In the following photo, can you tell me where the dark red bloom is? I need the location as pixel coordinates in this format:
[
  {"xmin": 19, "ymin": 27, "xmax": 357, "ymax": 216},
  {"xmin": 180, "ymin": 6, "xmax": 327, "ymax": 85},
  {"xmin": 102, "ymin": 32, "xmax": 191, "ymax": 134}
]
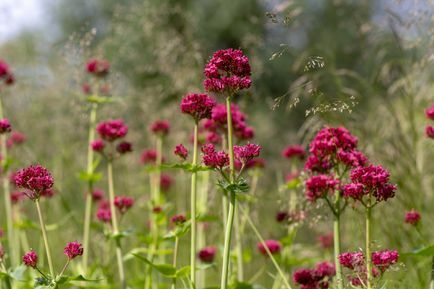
[
  {"xmin": 96, "ymin": 120, "xmax": 128, "ymax": 142},
  {"xmin": 426, "ymin": 125, "xmax": 434, "ymax": 139},
  {"xmin": 293, "ymin": 268, "xmax": 316, "ymax": 289},
  {"xmin": 257, "ymin": 239, "xmax": 282, "ymax": 255},
  {"xmin": 317, "ymin": 233, "xmax": 333, "ymax": 249},
  {"xmin": 152, "ymin": 206, "xmax": 162, "ymax": 214},
  {"xmin": 198, "ymin": 246, "xmax": 217, "ymax": 263},
  {"xmin": 91, "ymin": 189, "xmax": 104, "ymax": 201},
  {"xmin": 23, "ymin": 251, "xmax": 38, "ymax": 268},
  {"xmin": 14, "ymin": 165, "xmax": 54, "ymax": 199},
  {"xmin": 11, "ymin": 191, "xmax": 26, "ymax": 204},
  {"xmin": 7, "ymin": 132, "xmax": 26, "ymax": 148},
  {"xmin": 40, "ymin": 188, "xmax": 55, "ymax": 198},
  {"xmin": 0, "ymin": 60, "xmax": 15, "ymax": 86},
  {"xmin": 91, "ymin": 139, "xmax": 105, "ymax": 152},
  {"xmin": 160, "ymin": 174, "xmax": 174, "ymax": 192},
  {"xmin": 371, "ymin": 250, "xmax": 398, "ymax": 272},
  {"xmin": 140, "ymin": 149, "xmax": 157, "ymax": 164},
  {"xmin": 426, "ymin": 104, "xmax": 434, "ymax": 120},
  {"xmin": 86, "ymin": 59, "xmax": 110, "ymax": 77},
  {"xmin": 282, "ymin": 145, "xmax": 305, "ymax": 160},
  {"xmin": 339, "ymin": 252, "xmax": 365, "ymax": 270},
  {"xmin": 96, "ymin": 207, "xmax": 111, "ymax": 223},
  {"xmin": 276, "ymin": 211, "xmax": 289, "ymax": 223},
  {"xmin": 233, "ymin": 143, "xmax": 261, "ymax": 164},
  {"xmin": 0, "ymin": 119, "xmax": 11, "ymax": 134},
  {"xmin": 150, "ymin": 120, "xmax": 170, "ymax": 136},
  {"xmin": 181, "ymin": 93, "xmax": 216, "ymax": 121},
  {"xmin": 116, "ymin": 141, "xmax": 133, "ymax": 154},
  {"xmin": 201, "ymin": 143, "xmax": 229, "ymax": 169},
  {"xmin": 64, "ymin": 242, "xmax": 84, "ymax": 259},
  {"xmin": 114, "ymin": 196, "xmax": 134, "ymax": 214},
  {"xmin": 405, "ymin": 210, "xmax": 421, "ymax": 225},
  {"xmin": 305, "ymin": 175, "xmax": 340, "ymax": 202},
  {"xmin": 174, "ymin": 144, "xmax": 188, "ymax": 160},
  {"xmin": 171, "ymin": 214, "xmax": 187, "ymax": 225},
  {"xmin": 82, "ymin": 83, "xmax": 91, "ymax": 95}
]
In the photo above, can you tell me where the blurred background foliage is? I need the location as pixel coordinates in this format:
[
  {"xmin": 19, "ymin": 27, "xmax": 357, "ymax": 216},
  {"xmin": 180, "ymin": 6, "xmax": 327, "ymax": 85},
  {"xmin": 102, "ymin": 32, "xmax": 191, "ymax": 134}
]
[{"xmin": 1, "ymin": 0, "xmax": 433, "ymax": 287}]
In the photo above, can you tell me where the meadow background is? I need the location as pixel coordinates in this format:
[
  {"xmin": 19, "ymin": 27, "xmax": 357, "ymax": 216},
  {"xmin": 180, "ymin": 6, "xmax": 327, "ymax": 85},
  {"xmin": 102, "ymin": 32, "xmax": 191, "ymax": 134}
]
[{"xmin": 0, "ymin": 0, "xmax": 433, "ymax": 288}]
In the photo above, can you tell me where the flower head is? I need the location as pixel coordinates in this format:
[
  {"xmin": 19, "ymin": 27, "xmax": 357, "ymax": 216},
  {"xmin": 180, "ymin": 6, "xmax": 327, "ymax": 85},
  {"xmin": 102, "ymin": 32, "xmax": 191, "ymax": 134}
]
[
  {"xmin": 201, "ymin": 143, "xmax": 229, "ymax": 169},
  {"xmin": 282, "ymin": 145, "xmax": 305, "ymax": 160},
  {"xmin": 405, "ymin": 210, "xmax": 421, "ymax": 226},
  {"xmin": 97, "ymin": 120, "xmax": 128, "ymax": 142},
  {"xmin": 372, "ymin": 250, "xmax": 398, "ymax": 272},
  {"xmin": 116, "ymin": 141, "xmax": 133, "ymax": 154},
  {"xmin": 0, "ymin": 119, "xmax": 11, "ymax": 134},
  {"xmin": 114, "ymin": 196, "xmax": 134, "ymax": 214},
  {"xmin": 11, "ymin": 191, "xmax": 26, "ymax": 204},
  {"xmin": 257, "ymin": 239, "xmax": 282, "ymax": 255},
  {"xmin": 64, "ymin": 242, "xmax": 84, "ymax": 260},
  {"xmin": 7, "ymin": 132, "xmax": 26, "ymax": 148},
  {"xmin": 171, "ymin": 214, "xmax": 187, "ymax": 225},
  {"xmin": 204, "ymin": 48, "xmax": 251, "ymax": 94},
  {"xmin": 0, "ymin": 60, "xmax": 15, "ymax": 86},
  {"xmin": 339, "ymin": 252, "xmax": 365, "ymax": 270},
  {"xmin": 141, "ymin": 149, "xmax": 157, "ymax": 165},
  {"xmin": 315, "ymin": 261, "xmax": 336, "ymax": 279},
  {"xmin": 318, "ymin": 233, "xmax": 333, "ymax": 249},
  {"xmin": 91, "ymin": 189, "xmax": 104, "ymax": 201},
  {"xmin": 305, "ymin": 175, "xmax": 340, "ymax": 202},
  {"xmin": 233, "ymin": 143, "xmax": 261, "ymax": 164},
  {"xmin": 150, "ymin": 120, "xmax": 170, "ymax": 136},
  {"xmin": 86, "ymin": 58, "xmax": 110, "ymax": 77},
  {"xmin": 426, "ymin": 104, "xmax": 434, "ymax": 120},
  {"xmin": 174, "ymin": 144, "xmax": 188, "ymax": 160},
  {"xmin": 96, "ymin": 206, "xmax": 111, "ymax": 223},
  {"xmin": 276, "ymin": 211, "xmax": 289, "ymax": 223},
  {"xmin": 426, "ymin": 125, "xmax": 434, "ymax": 139},
  {"xmin": 160, "ymin": 174, "xmax": 174, "ymax": 192},
  {"xmin": 198, "ymin": 246, "xmax": 217, "ymax": 263},
  {"xmin": 23, "ymin": 250, "xmax": 38, "ymax": 268},
  {"xmin": 91, "ymin": 139, "xmax": 105, "ymax": 152},
  {"xmin": 181, "ymin": 93, "xmax": 216, "ymax": 121},
  {"xmin": 40, "ymin": 188, "xmax": 55, "ymax": 198},
  {"xmin": 14, "ymin": 165, "xmax": 54, "ymax": 199}
]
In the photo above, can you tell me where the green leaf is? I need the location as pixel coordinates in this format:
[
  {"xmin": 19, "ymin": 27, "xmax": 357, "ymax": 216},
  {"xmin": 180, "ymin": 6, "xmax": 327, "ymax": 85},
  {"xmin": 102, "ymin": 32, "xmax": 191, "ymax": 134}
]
[
  {"xmin": 285, "ymin": 178, "xmax": 301, "ymax": 190},
  {"xmin": 175, "ymin": 266, "xmax": 190, "ymax": 278},
  {"xmin": 132, "ymin": 254, "xmax": 177, "ymax": 278},
  {"xmin": 404, "ymin": 244, "xmax": 434, "ymax": 257},
  {"xmin": 77, "ymin": 171, "xmax": 102, "ymax": 183},
  {"xmin": 217, "ymin": 178, "xmax": 250, "ymax": 195},
  {"xmin": 164, "ymin": 221, "xmax": 191, "ymax": 239}
]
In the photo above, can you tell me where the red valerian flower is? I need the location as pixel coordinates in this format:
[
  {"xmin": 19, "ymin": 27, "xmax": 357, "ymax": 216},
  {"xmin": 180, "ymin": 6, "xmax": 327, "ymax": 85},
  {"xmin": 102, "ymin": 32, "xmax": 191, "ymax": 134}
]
[
  {"xmin": 315, "ymin": 261, "xmax": 336, "ymax": 279},
  {"xmin": 201, "ymin": 143, "xmax": 229, "ymax": 169},
  {"xmin": 7, "ymin": 131, "xmax": 26, "ymax": 148},
  {"xmin": 86, "ymin": 58, "xmax": 110, "ymax": 77},
  {"xmin": 339, "ymin": 252, "xmax": 365, "ymax": 270},
  {"xmin": 276, "ymin": 211, "xmax": 289, "ymax": 223},
  {"xmin": 0, "ymin": 60, "xmax": 15, "ymax": 86},
  {"xmin": 116, "ymin": 141, "xmax": 133, "ymax": 154},
  {"xmin": 140, "ymin": 149, "xmax": 157, "ymax": 164},
  {"xmin": 96, "ymin": 119, "xmax": 128, "ymax": 142},
  {"xmin": 282, "ymin": 145, "xmax": 305, "ymax": 160},
  {"xmin": 257, "ymin": 239, "xmax": 282, "ymax": 255},
  {"xmin": 96, "ymin": 207, "xmax": 111, "ymax": 223},
  {"xmin": 11, "ymin": 191, "xmax": 26, "ymax": 204},
  {"xmin": 371, "ymin": 250, "xmax": 398, "ymax": 272},
  {"xmin": 205, "ymin": 131, "xmax": 221, "ymax": 144},
  {"xmin": 198, "ymin": 246, "xmax": 217, "ymax": 263},
  {"xmin": 160, "ymin": 174, "xmax": 174, "ymax": 191},
  {"xmin": 82, "ymin": 83, "xmax": 91, "ymax": 95},
  {"xmin": 174, "ymin": 144, "xmax": 188, "ymax": 160},
  {"xmin": 64, "ymin": 242, "xmax": 84, "ymax": 260},
  {"xmin": 405, "ymin": 210, "xmax": 421, "ymax": 225},
  {"xmin": 0, "ymin": 119, "xmax": 11, "ymax": 134},
  {"xmin": 171, "ymin": 214, "xmax": 187, "ymax": 225},
  {"xmin": 426, "ymin": 125, "xmax": 434, "ymax": 139},
  {"xmin": 181, "ymin": 93, "xmax": 216, "ymax": 121},
  {"xmin": 204, "ymin": 48, "xmax": 251, "ymax": 94},
  {"xmin": 233, "ymin": 143, "xmax": 261, "ymax": 164},
  {"xmin": 150, "ymin": 120, "xmax": 170, "ymax": 136},
  {"xmin": 342, "ymin": 183, "xmax": 365, "ymax": 200},
  {"xmin": 23, "ymin": 250, "xmax": 38, "ymax": 268},
  {"xmin": 152, "ymin": 206, "xmax": 163, "ymax": 214},
  {"xmin": 40, "ymin": 188, "xmax": 55, "ymax": 198},
  {"xmin": 293, "ymin": 268, "xmax": 316, "ymax": 289},
  {"xmin": 317, "ymin": 233, "xmax": 333, "ymax": 249},
  {"xmin": 114, "ymin": 196, "xmax": 134, "ymax": 214},
  {"xmin": 91, "ymin": 139, "xmax": 105, "ymax": 152},
  {"xmin": 425, "ymin": 104, "xmax": 434, "ymax": 120},
  {"xmin": 293, "ymin": 261, "xmax": 336, "ymax": 289},
  {"xmin": 305, "ymin": 175, "xmax": 340, "ymax": 202},
  {"xmin": 14, "ymin": 165, "xmax": 54, "ymax": 199},
  {"xmin": 91, "ymin": 189, "xmax": 104, "ymax": 201}
]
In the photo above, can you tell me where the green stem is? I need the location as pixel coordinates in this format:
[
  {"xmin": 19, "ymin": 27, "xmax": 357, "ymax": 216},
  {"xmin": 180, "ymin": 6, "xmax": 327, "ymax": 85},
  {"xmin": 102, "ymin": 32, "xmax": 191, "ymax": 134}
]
[
  {"xmin": 107, "ymin": 161, "xmax": 126, "ymax": 289},
  {"xmin": 366, "ymin": 206, "xmax": 372, "ymax": 289},
  {"xmin": 58, "ymin": 259, "xmax": 70, "ymax": 279},
  {"xmin": 333, "ymin": 189, "xmax": 344, "ymax": 289},
  {"xmin": 82, "ymin": 103, "xmax": 98, "ymax": 273},
  {"xmin": 35, "ymin": 199, "xmax": 54, "ymax": 277},
  {"xmin": 220, "ymin": 96, "xmax": 237, "ymax": 289},
  {"xmin": 171, "ymin": 237, "xmax": 179, "ymax": 289},
  {"xmin": 190, "ymin": 121, "xmax": 199, "ymax": 285},
  {"xmin": 234, "ymin": 207, "xmax": 244, "ymax": 281}
]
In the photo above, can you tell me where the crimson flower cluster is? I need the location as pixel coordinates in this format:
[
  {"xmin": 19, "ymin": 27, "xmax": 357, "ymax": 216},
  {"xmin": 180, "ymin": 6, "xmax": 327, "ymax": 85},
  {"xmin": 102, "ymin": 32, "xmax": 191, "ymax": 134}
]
[
  {"xmin": 86, "ymin": 59, "xmax": 110, "ymax": 77},
  {"xmin": 425, "ymin": 104, "xmax": 434, "ymax": 139},
  {"xmin": 282, "ymin": 145, "xmax": 305, "ymax": 160},
  {"xmin": 317, "ymin": 233, "xmax": 333, "ymax": 249},
  {"xmin": 201, "ymin": 143, "xmax": 229, "ymax": 169},
  {"xmin": 404, "ymin": 210, "xmax": 421, "ymax": 226},
  {"xmin": 23, "ymin": 250, "xmax": 38, "ymax": 268},
  {"xmin": 64, "ymin": 242, "xmax": 84, "ymax": 260},
  {"xmin": 171, "ymin": 214, "xmax": 187, "ymax": 225},
  {"xmin": 14, "ymin": 165, "xmax": 54, "ymax": 200},
  {"xmin": 92, "ymin": 189, "xmax": 104, "ymax": 201},
  {"xmin": 114, "ymin": 196, "xmax": 134, "ymax": 214},
  {"xmin": 305, "ymin": 174, "xmax": 340, "ymax": 202},
  {"xmin": 180, "ymin": 93, "xmax": 216, "ymax": 121},
  {"xmin": 293, "ymin": 261, "xmax": 336, "ymax": 289},
  {"xmin": 339, "ymin": 250, "xmax": 398, "ymax": 286},
  {"xmin": 150, "ymin": 120, "xmax": 170, "ymax": 136},
  {"xmin": 0, "ymin": 60, "xmax": 15, "ymax": 86},
  {"xmin": 257, "ymin": 239, "xmax": 282, "ymax": 256},
  {"xmin": 174, "ymin": 144, "xmax": 188, "ymax": 160},
  {"xmin": 203, "ymin": 48, "xmax": 251, "ymax": 94},
  {"xmin": 160, "ymin": 174, "xmax": 174, "ymax": 192},
  {"xmin": 94, "ymin": 120, "xmax": 132, "ymax": 158},
  {"xmin": 233, "ymin": 143, "xmax": 261, "ymax": 165},
  {"xmin": 7, "ymin": 131, "xmax": 26, "ymax": 148},
  {"xmin": 140, "ymin": 149, "xmax": 158, "ymax": 165},
  {"xmin": 96, "ymin": 200, "xmax": 112, "ymax": 223},
  {"xmin": 0, "ymin": 119, "xmax": 11, "ymax": 134},
  {"xmin": 198, "ymin": 246, "xmax": 217, "ymax": 263}
]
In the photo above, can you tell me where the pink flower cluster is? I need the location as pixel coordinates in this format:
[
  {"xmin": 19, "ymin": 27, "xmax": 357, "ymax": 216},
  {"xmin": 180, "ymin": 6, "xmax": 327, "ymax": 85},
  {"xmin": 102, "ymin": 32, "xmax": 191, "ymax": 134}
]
[
  {"xmin": 7, "ymin": 131, "xmax": 26, "ymax": 148},
  {"xmin": 257, "ymin": 239, "xmax": 282, "ymax": 255},
  {"xmin": 282, "ymin": 145, "xmax": 305, "ymax": 160},
  {"xmin": 404, "ymin": 210, "xmax": 421, "ymax": 225},
  {"xmin": 293, "ymin": 261, "xmax": 336, "ymax": 289},
  {"xmin": 96, "ymin": 200, "xmax": 112, "ymax": 223},
  {"xmin": 150, "ymin": 120, "xmax": 170, "ymax": 136},
  {"xmin": 14, "ymin": 165, "xmax": 54, "ymax": 199},
  {"xmin": 22, "ymin": 250, "xmax": 38, "ymax": 268},
  {"xmin": 96, "ymin": 119, "xmax": 128, "ymax": 142},
  {"xmin": 317, "ymin": 233, "xmax": 333, "ymax": 249},
  {"xmin": 171, "ymin": 214, "xmax": 187, "ymax": 225},
  {"xmin": 201, "ymin": 143, "xmax": 229, "ymax": 169},
  {"xmin": 140, "ymin": 149, "xmax": 158, "ymax": 164},
  {"xmin": 0, "ymin": 119, "xmax": 11, "ymax": 134},
  {"xmin": 160, "ymin": 174, "xmax": 174, "ymax": 191},
  {"xmin": 233, "ymin": 143, "xmax": 261, "ymax": 164},
  {"xmin": 174, "ymin": 144, "xmax": 188, "ymax": 160},
  {"xmin": 198, "ymin": 246, "xmax": 217, "ymax": 263},
  {"xmin": 114, "ymin": 196, "xmax": 134, "ymax": 214},
  {"xmin": 426, "ymin": 104, "xmax": 434, "ymax": 139},
  {"xmin": 86, "ymin": 58, "xmax": 110, "ymax": 77},
  {"xmin": 305, "ymin": 174, "xmax": 340, "ymax": 202},
  {"xmin": 181, "ymin": 93, "xmax": 216, "ymax": 121},
  {"xmin": 64, "ymin": 242, "xmax": 84, "ymax": 260},
  {"xmin": 203, "ymin": 48, "xmax": 251, "ymax": 94},
  {"xmin": 0, "ymin": 60, "xmax": 15, "ymax": 86},
  {"xmin": 11, "ymin": 191, "xmax": 26, "ymax": 204},
  {"xmin": 343, "ymin": 165, "xmax": 397, "ymax": 203}
]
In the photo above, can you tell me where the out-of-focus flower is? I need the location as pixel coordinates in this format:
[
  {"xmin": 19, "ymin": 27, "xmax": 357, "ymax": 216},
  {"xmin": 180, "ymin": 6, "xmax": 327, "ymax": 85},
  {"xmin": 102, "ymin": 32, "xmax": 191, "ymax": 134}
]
[
  {"xmin": 0, "ymin": 245, "xmax": 4, "ymax": 260},
  {"xmin": 198, "ymin": 246, "xmax": 217, "ymax": 263},
  {"xmin": 140, "ymin": 149, "xmax": 157, "ymax": 165},
  {"xmin": 0, "ymin": 60, "xmax": 15, "ymax": 86},
  {"xmin": 14, "ymin": 165, "xmax": 54, "ymax": 200},
  {"xmin": 7, "ymin": 132, "xmax": 26, "ymax": 148},
  {"xmin": 23, "ymin": 251, "xmax": 38, "ymax": 268},
  {"xmin": 91, "ymin": 189, "xmax": 104, "ymax": 201},
  {"xmin": 371, "ymin": 250, "xmax": 398, "ymax": 272},
  {"xmin": 160, "ymin": 174, "xmax": 174, "ymax": 192},
  {"xmin": 171, "ymin": 214, "xmax": 187, "ymax": 225},
  {"xmin": 64, "ymin": 242, "xmax": 84, "ymax": 260},
  {"xmin": 276, "ymin": 211, "xmax": 289, "ymax": 223},
  {"xmin": 181, "ymin": 93, "xmax": 216, "ymax": 121},
  {"xmin": 96, "ymin": 201, "xmax": 111, "ymax": 223},
  {"xmin": 0, "ymin": 119, "xmax": 11, "ymax": 134},
  {"xmin": 404, "ymin": 210, "xmax": 421, "ymax": 226},
  {"xmin": 317, "ymin": 233, "xmax": 333, "ymax": 249},
  {"xmin": 174, "ymin": 144, "xmax": 188, "ymax": 160},
  {"xmin": 150, "ymin": 120, "xmax": 170, "ymax": 136},
  {"xmin": 91, "ymin": 139, "xmax": 105, "ymax": 152},
  {"xmin": 152, "ymin": 206, "xmax": 162, "ymax": 214},
  {"xmin": 425, "ymin": 104, "xmax": 434, "ymax": 120},
  {"xmin": 257, "ymin": 239, "xmax": 282, "ymax": 255},
  {"xmin": 116, "ymin": 141, "xmax": 133, "ymax": 154},
  {"xmin": 282, "ymin": 145, "xmax": 305, "ymax": 160},
  {"xmin": 114, "ymin": 196, "xmax": 134, "ymax": 214},
  {"xmin": 82, "ymin": 83, "xmax": 91, "ymax": 95},
  {"xmin": 86, "ymin": 59, "xmax": 110, "ymax": 77},
  {"xmin": 426, "ymin": 125, "xmax": 434, "ymax": 139},
  {"xmin": 11, "ymin": 191, "xmax": 26, "ymax": 204},
  {"xmin": 40, "ymin": 188, "xmax": 55, "ymax": 198},
  {"xmin": 96, "ymin": 120, "xmax": 128, "ymax": 142}
]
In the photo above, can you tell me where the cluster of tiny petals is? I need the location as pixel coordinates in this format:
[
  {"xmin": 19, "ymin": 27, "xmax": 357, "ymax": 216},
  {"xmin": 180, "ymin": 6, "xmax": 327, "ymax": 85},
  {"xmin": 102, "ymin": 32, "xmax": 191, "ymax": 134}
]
[
  {"xmin": 116, "ymin": 141, "xmax": 133, "ymax": 154},
  {"xmin": 96, "ymin": 119, "xmax": 128, "ymax": 142},
  {"xmin": 174, "ymin": 144, "xmax": 188, "ymax": 160},
  {"xmin": 305, "ymin": 174, "xmax": 340, "ymax": 202},
  {"xmin": 317, "ymin": 233, "xmax": 333, "ymax": 249},
  {"xmin": 0, "ymin": 59, "xmax": 15, "ymax": 85},
  {"xmin": 11, "ymin": 191, "xmax": 26, "ymax": 204},
  {"xmin": 426, "ymin": 125, "xmax": 434, "ymax": 139},
  {"xmin": 257, "ymin": 239, "xmax": 282, "ymax": 255},
  {"xmin": 283, "ymin": 145, "xmax": 305, "ymax": 160},
  {"xmin": 203, "ymin": 48, "xmax": 251, "ymax": 94},
  {"xmin": 114, "ymin": 196, "xmax": 134, "ymax": 214},
  {"xmin": 198, "ymin": 246, "xmax": 217, "ymax": 263},
  {"xmin": 7, "ymin": 131, "xmax": 26, "ymax": 148},
  {"xmin": 160, "ymin": 174, "xmax": 174, "ymax": 191},
  {"xmin": 0, "ymin": 119, "xmax": 11, "ymax": 134},
  {"xmin": 23, "ymin": 250, "xmax": 38, "ymax": 268},
  {"xmin": 180, "ymin": 93, "xmax": 216, "ymax": 120},
  {"xmin": 86, "ymin": 58, "xmax": 110, "ymax": 77},
  {"xmin": 14, "ymin": 165, "xmax": 54, "ymax": 198},
  {"xmin": 233, "ymin": 143, "xmax": 261, "ymax": 164},
  {"xmin": 371, "ymin": 250, "xmax": 399, "ymax": 272},
  {"xmin": 339, "ymin": 252, "xmax": 365, "ymax": 270},
  {"xmin": 96, "ymin": 201, "xmax": 112, "ymax": 223},
  {"xmin": 141, "ymin": 149, "xmax": 158, "ymax": 164},
  {"xmin": 91, "ymin": 189, "xmax": 104, "ymax": 201},
  {"xmin": 405, "ymin": 210, "xmax": 421, "ymax": 225},
  {"xmin": 91, "ymin": 139, "xmax": 105, "ymax": 152},
  {"xmin": 201, "ymin": 143, "xmax": 229, "ymax": 169},
  {"xmin": 293, "ymin": 261, "xmax": 336, "ymax": 289},
  {"xmin": 171, "ymin": 214, "xmax": 187, "ymax": 225},
  {"xmin": 150, "ymin": 120, "xmax": 170, "ymax": 136},
  {"xmin": 64, "ymin": 242, "xmax": 84, "ymax": 260},
  {"xmin": 425, "ymin": 104, "xmax": 434, "ymax": 120}
]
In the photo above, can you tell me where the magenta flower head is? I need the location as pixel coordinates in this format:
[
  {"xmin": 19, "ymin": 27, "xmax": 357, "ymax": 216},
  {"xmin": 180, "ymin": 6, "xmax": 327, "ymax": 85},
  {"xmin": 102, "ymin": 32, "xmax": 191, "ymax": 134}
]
[
  {"xmin": 339, "ymin": 252, "xmax": 365, "ymax": 270},
  {"xmin": 318, "ymin": 233, "xmax": 333, "ymax": 249},
  {"xmin": 140, "ymin": 149, "xmax": 158, "ymax": 165},
  {"xmin": 233, "ymin": 143, "xmax": 261, "ymax": 164},
  {"xmin": 276, "ymin": 211, "xmax": 289, "ymax": 223},
  {"xmin": 257, "ymin": 239, "xmax": 282, "ymax": 256},
  {"xmin": 425, "ymin": 104, "xmax": 434, "ymax": 120},
  {"xmin": 305, "ymin": 174, "xmax": 340, "ymax": 202},
  {"xmin": 0, "ymin": 60, "xmax": 15, "ymax": 86},
  {"xmin": 64, "ymin": 242, "xmax": 84, "ymax": 260},
  {"xmin": 150, "ymin": 120, "xmax": 170, "ymax": 136},
  {"xmin": 116, "ymin": 141, "xmax": 133, "ymax": 154},
  {"xmin": 201, "ymin": 143, "xmax": 229, "ymax": 169},
  {"xmin": 315, "ymin": 261, "xmax": 336, "ymax": 279},
  {"xmin": 174, "ymin": 144, "xmax": 188, "ymax": 160},
  {"xmin": 91, "ymin": 189, "xmax": 104, "ymax": 201},
  {"xmin": 292, "ymin": 269, "xmax": 316, "ymax": 288},
  {"xmin": 198, "ymin": 246, "xmax": 217, "ymax": 263},
  {"xmin": 96, "ymin": 119, "xmax": 128, "ymax": 142},
  {"xmin": 282, "ymin": 145, "xmax": 305, "ymax": 160},
  {"xmin": 0, "ymin": 119, "xmax": 11, "ymax": 134},
  {"xmin": 86, "ymin": 58, "xmax": 110, "ymax": 77},
  {"xmin": 171, "ymin": 214, "xmax": 187, "ymax": 226},
  {"xmin": 372, "ymin": 250, "xmax": 398, "ymax": 272},
  {"xmin": 181, "ymin": 93, "xmax": 216, "ymax": 121},
  {"xmin": 91, "ymin": 139, "xmax": 105, "ymax": 152},
  {"xmin": 160, "ymin": 174, "xmax": 174, "ymax": 192},
  {"xmin": 204, "ymin": 48, "xmax": 251, "ymax": 94},
  {"xmin": 96, "ymin": 207, "xmax": 111, "ymax": 223},
  {"xmin": 114, "ymin": 196, "xmax": 134, "ymax": 214},
  {"xmin": 14, "ymin": 165, "xmax": 54, "ymax": 200},
  {"xmin": 7, "ymin": 131, "xmax": 26, "ymax": 148},
  {"xmin": 405, "ymin": 210, "xmax": 421, "ymax": 226},
  {"xmin": 426, "ymin": 125, "xmax": 434, "ymax": 139},
  {"xmin": 23, "ymin": 250, "xmax": 38, "ymax": 268}
]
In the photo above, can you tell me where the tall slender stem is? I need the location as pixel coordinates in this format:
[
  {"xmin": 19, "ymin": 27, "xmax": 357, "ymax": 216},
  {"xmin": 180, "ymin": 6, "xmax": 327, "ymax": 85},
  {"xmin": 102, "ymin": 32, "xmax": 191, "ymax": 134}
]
[
  {"xmin": 234, "ymin": 207, "xmax": 244, "ymax": 281},
  {"xmin": 171, "ymin": 237, "xmax": 179, "ymax": 289},
  {"xmin": 35, "ymin": 200, "xmax": 54, "ymax": 277},
  {"xmin": 333, "ymin": 190, "xmax": 344, "ymax": 289},
  {"xmin": 366, "ymin": 205, "xmax": 372, "ymax": 289},
  {"xmin": 190, "ymin": 121, "xmax": 199, "ymax": 285},
  {"xmin": 107, "ymin": 161, "xmax": 126, "ymax": 289},
  {"xmin": 220, "ymin": 96, "xmax": 237, "ymax": 289},
  {"xmin": 82, "ymin": 103, "xmax": 98, "ymax": 272}
]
